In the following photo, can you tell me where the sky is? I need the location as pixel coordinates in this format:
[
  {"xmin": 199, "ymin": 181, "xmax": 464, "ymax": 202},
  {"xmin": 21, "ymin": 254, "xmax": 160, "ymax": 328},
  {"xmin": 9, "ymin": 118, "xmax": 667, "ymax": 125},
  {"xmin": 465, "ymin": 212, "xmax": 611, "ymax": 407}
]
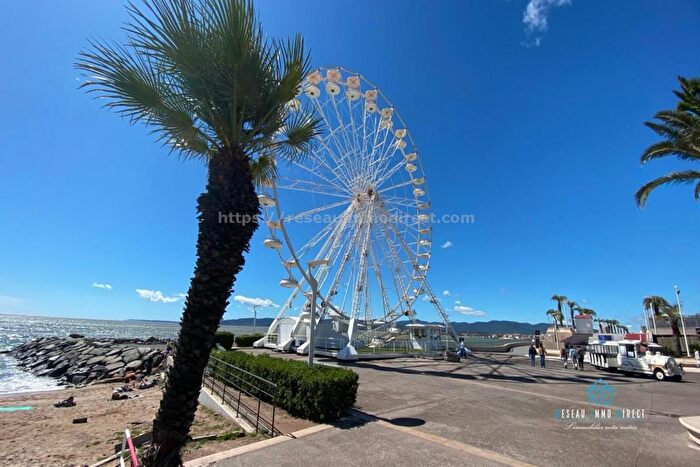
[{"xmin": 1, "ymin": 0, "xmax": 699, "ymax": 329}]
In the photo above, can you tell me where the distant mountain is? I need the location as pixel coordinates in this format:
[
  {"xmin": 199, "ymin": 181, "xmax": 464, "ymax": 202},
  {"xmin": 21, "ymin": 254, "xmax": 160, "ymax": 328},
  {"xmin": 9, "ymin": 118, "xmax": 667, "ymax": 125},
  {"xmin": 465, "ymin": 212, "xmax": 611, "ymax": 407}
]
[
  {"xmin": 450, "ymin": 320, "xmax": 549, "ymax": 335},
  {"xmin": 407, "ymin": 319, "xmax": 548, "ymax": 335},
  {"xmin": 221, "ymin": 317, "xmax": 274, "ymax": 327}
]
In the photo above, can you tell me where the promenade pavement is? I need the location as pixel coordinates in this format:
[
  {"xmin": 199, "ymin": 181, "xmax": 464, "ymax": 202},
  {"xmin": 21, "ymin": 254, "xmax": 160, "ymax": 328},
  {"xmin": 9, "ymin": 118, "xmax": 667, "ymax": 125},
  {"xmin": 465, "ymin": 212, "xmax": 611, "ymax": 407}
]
[{"xmin": 205, "ymin": 350, "xmax": 699, "ymax": 467}]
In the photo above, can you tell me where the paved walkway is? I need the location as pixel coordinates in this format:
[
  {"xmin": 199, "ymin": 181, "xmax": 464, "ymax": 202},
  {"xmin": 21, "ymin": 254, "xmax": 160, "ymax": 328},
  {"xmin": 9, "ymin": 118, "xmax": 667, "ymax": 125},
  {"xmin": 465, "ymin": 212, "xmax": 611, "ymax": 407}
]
[{"xmin": 201, "ymin": 352, "xmax": 699, "ymax": 467}]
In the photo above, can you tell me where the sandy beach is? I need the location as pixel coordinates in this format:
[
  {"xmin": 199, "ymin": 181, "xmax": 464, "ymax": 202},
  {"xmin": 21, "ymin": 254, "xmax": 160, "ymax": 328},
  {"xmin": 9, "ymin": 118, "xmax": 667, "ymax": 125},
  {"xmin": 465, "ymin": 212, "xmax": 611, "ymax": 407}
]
[{"xmin": 0, "ymin": 384, "xmax": 258, "ymax": 466}]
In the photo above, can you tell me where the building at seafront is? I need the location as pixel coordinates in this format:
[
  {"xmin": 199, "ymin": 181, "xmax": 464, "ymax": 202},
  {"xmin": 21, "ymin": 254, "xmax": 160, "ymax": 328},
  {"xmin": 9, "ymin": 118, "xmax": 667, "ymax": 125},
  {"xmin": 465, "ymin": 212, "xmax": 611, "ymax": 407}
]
[{"xmin": 646, "ymin": 313, "xmax": 700, "ymax": 353}]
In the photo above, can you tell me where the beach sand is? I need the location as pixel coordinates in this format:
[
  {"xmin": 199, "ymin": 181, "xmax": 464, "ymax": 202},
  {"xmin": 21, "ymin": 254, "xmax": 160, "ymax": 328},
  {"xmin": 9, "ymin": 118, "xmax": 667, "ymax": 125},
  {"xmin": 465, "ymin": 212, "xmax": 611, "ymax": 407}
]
[{"xmin": 0, "ymin": 384, "xmax": 259, "ymax": 466}]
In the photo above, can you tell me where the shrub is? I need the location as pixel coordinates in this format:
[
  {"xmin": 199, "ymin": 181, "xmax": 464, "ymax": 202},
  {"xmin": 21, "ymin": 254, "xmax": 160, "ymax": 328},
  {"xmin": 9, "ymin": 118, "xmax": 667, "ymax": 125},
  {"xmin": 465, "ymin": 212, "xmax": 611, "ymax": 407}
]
[
  {"xmin": 211, "ymin": 350, "xmax": 358, "ymax": 422},
  {"xmin": 688, "ymin": 342, "xmax": 700, "ymax": 354},
  {"xmin": 215, "ymin": 331, "xmax": 234, "ymax": 350},
  {"xmin": 234, "ymin": 334, "xmax": 264, "ymax": 347},
  {"xmin": 660, "ymin": 346, "xmax": 678, "ymax": 357}
]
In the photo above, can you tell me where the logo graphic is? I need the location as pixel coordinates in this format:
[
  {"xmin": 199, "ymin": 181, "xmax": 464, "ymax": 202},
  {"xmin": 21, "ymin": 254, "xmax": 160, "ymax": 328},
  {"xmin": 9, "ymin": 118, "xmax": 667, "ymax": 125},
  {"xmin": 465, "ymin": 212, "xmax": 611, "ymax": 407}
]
[{"xmin": 586, "ymin": 378, "xmax": 614, "ymax": 407}]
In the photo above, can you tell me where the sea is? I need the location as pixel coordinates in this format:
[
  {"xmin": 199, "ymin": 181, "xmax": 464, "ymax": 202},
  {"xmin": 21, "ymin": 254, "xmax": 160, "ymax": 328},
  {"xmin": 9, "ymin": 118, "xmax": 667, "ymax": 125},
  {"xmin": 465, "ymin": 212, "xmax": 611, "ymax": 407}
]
[{"xmin": 0, "ymin": 313, "xmax": 257, "ymax": 395}]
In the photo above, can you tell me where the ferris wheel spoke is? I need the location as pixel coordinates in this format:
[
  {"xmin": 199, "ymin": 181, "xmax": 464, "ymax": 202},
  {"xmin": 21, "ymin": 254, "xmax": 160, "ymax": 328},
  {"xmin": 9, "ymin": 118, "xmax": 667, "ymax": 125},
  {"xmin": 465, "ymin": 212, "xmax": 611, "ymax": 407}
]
[
  {"xmin": 290, "ymin": 157, "xmax": 349, "ymax": 194},
  {"xmin": 312, "ymin": 132, "xmax": 350, "ymax": 186},
  {"xmin": 313, "ymin": 97, "xmax": 355, "ymax": 176},
  {"xmin": 282, "ymin": 199, "xmax": 351, "ymax": 223},
  {"xmin": 377, "ymin": 179, "xmax": 414, "ymax": 194},
  {"xmin": 373, "ymin": 155, "xmax": 408, "ymax": 189},
  {"xmin": 372, "ymin": 220, "xmax": 411, "ymax": 314},
  {"xmin": 276, "ymin": 178, "xmax": 349, "ymax": 199}
]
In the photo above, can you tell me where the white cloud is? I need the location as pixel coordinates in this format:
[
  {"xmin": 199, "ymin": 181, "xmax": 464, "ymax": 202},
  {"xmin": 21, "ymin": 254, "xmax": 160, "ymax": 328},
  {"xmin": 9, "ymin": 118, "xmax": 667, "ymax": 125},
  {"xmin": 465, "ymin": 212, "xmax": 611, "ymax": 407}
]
[
  {"xmin": 522, "ymin": 0, "xmax": 571, "ymax": 46},
  {"xmin": 454, "ymin": 300, "xmax": 462, "ymax": 305},
  {"xmin": 440, "ymin": 240, "xmax": 453, "ymax": 249},
  {"xmin": 92, "ymin": 282, "xmax": 112, "ymax": 290},
  {"xmin": 135, "ymin": 289, "xmax": 184, "ymax": 304},
  {"xmin": 233, "ymin": 295, "xmax": 279, "ymax": 309},
  {"xmin": 442, "ymin": 290, "xmax": 451, "ymax": 297},
  {"xmin": 454, "ymin": 305, "xmax": 486, "ymax": 317}
]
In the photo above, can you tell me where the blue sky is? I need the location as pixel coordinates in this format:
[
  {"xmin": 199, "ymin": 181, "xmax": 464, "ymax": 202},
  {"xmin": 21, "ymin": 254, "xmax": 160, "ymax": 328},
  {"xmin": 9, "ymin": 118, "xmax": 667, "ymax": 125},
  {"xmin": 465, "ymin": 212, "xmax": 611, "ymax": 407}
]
[{"xmin": 1, "ymin": 0, "xmax": 699, "ymax": 329}]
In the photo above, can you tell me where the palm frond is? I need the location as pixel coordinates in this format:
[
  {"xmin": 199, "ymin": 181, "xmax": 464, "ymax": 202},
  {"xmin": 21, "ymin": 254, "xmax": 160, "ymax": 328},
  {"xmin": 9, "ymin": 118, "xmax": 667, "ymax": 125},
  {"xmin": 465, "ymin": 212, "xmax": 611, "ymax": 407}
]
[
  {"xmin": 640, "ymin": 140, "xmax": 700, "ymax": 164},
  {"xmin": 635, "ymin": 170, "xmax": 700, "ymax": 207},
  {"xmin": 76, "ymin": 39, "xmax": 212, "ymax": 158},
  {"xmin": 249, "ymin": 153, "xmax": 277, "ymax": 188},
  {"xmin": 77, "ymin": 0, "xmax": 319, "ymax": 172}
]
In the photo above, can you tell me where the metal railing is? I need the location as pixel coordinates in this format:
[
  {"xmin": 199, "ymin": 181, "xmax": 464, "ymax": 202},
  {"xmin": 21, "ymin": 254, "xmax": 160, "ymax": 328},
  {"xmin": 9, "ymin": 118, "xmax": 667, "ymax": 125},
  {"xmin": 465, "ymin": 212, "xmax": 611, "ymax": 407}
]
[{"xmin": 203, "ymin": 356, "xmax": 280, "ymax": 436}]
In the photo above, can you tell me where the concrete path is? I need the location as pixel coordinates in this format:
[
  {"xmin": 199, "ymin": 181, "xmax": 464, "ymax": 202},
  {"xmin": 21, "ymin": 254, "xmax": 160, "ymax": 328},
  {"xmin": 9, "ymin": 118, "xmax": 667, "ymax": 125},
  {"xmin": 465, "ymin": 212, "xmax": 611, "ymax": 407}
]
[{"xmin": 205, "ymin": 351, "xmax": 699, "ymax": 466}]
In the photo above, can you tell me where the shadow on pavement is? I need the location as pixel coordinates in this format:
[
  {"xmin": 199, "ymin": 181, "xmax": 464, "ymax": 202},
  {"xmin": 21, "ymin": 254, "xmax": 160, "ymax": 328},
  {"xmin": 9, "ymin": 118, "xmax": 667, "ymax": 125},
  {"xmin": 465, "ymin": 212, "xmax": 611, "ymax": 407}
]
[{"xmin": 348, "ymin": 358, "xmax": 648, "ymax": 386}]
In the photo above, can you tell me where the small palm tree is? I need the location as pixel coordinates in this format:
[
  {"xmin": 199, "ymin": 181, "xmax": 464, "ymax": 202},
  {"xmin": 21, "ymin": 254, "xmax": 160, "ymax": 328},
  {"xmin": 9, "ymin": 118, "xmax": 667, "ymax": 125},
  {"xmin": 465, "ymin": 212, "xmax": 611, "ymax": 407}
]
[
  {"xmin": 566, "ymin": 299, "xmax": 578, "ymax": 331},
  {"xmin": 577, "ymin": 307, "xmax": 596, "ymax": 317},
  {"xmin": 76, "ymin": 1, "xmax": 319, "ymax": 465},
  {"xmin": 635, "ymin": 76, "xmax": 700, "ymax": 207},
  {"xmin": 642, "ymin": 296, "xmax": 682, "ymax": 355},
  {"xmin": 546, "ymin": 309, "xmax": 564, "ymax": 349},
  {"xmin": 551, "ymin": 294, "xmax": 567, "ymax": 325}
]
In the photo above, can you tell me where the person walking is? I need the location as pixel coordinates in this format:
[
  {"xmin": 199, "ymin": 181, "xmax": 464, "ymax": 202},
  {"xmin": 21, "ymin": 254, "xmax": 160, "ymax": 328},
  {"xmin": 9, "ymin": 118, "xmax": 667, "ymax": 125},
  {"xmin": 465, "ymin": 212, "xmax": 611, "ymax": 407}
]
[
  {"xmin": 577, "ymin": 347, "xmax": 585, "ymax": 371},
  {"xmin": 561, "ymin": 347, "xmax": 568, "ymax": 369},
  {"xmin": 694, "ymin": 349, "xmax": 700, "ymax": 369},
  {"xmin": 528, "ymin": 344, "xmax": 537, "ymax": 367},
  {"xmin": 539, "ymin": 344, "xmax": 547, "ymax": 368},
  {"xmin": 569, "ymin": 346, "xmax": 578, "ymax": 370}
]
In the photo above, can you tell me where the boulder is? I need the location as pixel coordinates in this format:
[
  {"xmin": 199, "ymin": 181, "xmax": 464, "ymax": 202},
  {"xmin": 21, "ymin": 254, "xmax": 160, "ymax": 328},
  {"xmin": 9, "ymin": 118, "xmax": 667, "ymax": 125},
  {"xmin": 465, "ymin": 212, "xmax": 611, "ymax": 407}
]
[
  {"xmin": 86, "ymin": 355, "xmax": 105, "ymax": 366},
  {"xmin": 71, "ymin": 375, "xmax": 87, "ymax": 385},
  {"xmin": 69, "ymin": 333, "xmax": 85, "ymax": 339},
  {"xmin": 124, "ymin": 359, "xmax": 142, "ymax": 372},
  {"xmin": 105, "ymin": 362, "xmax": 123, "ymax": 373},
  {"xmin": 48, "ymin": 363, "xmax": 70, "ymax": 378},
  {"xmin": 121, "ymin": 349, "xmax": 140, "ymax": 364},
  {"xmin": 105, "ymin": 355, "xmax": 122, "ymax": 365}
]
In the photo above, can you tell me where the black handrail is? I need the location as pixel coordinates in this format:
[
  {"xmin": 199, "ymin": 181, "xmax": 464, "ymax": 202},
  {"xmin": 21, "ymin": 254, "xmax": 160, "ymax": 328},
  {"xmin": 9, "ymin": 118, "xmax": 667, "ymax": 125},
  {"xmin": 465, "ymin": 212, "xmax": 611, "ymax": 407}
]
[{"xmin": 203, "ymin": 356, "xmax": 280, "ymax": 437}]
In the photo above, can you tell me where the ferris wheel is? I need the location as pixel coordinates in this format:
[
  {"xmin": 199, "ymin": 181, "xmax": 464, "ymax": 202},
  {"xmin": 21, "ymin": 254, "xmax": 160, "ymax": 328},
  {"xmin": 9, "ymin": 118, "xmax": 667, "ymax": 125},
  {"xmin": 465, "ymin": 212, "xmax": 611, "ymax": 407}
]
[{"xmin": 254, "ymin": 67, "xmax": 456, "ymax": 359}]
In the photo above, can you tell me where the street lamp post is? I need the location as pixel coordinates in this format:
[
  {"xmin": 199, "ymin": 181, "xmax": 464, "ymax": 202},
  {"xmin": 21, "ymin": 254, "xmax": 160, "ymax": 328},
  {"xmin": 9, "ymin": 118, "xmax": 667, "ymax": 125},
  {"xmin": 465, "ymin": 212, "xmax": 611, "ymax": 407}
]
[
  {"xmin": 252, "ymin": 305, "xmax": 259, "ymax": 334},
  {"xmin": 673, "ymin": 286, "xmax": 692, "ymax": 358}
]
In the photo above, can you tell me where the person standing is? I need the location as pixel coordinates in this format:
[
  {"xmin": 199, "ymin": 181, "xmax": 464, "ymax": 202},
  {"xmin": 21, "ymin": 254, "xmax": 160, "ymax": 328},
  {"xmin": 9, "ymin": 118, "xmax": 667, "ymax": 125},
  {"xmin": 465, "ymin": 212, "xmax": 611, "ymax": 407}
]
[
  {"xmin": 694, "ymin": 349, "xmax": 700, "ymax": 369},
  {"xmin": 528, "ymin": 345, "xmax": 537, "ymax": 367},
  {"xmin": 561, "ymin": 347, "xmax": 568, "ymax": 369},
  {"xmin": 569, "ymin": 346, "xmax": 578, "ymax": 370},
  {"xmin": 539, "ymin": 344, "xmax": 547, "ymax": 368},
  {"xmin": 577, "ymin": 347, "xmax": 585, "ymax": 371}
]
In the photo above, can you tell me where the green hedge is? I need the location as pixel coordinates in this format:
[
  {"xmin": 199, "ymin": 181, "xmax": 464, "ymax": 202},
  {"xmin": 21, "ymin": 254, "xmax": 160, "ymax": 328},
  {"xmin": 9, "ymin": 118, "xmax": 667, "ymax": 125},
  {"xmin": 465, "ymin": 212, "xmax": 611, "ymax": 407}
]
[
  {"xmin": 215, "ymin": 331, "xmax": 234, "ymax": 350},
  {"xmin": 212, "ymin": 350, "xmax": 358, "ymax": 422},
  {"xmin": 234, "ymin": 334, "xmax": 264, "ymax": 347}
]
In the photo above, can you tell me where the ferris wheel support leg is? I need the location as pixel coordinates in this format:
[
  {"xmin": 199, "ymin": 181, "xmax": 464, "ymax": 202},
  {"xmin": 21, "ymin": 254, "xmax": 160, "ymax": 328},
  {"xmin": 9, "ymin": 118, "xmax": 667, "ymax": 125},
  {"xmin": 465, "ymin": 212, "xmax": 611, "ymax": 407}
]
[{"xmin": 336, "ymin": 344, "xmax": 358, "ymax": 361}]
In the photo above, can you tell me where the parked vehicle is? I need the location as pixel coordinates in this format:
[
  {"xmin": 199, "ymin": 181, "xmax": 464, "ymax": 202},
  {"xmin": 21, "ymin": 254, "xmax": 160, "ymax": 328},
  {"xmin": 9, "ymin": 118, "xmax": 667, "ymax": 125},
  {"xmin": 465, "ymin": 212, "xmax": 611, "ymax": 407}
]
[{"xmin": 587, "ymin": 339, "xmax": 683, "ymax": 381}]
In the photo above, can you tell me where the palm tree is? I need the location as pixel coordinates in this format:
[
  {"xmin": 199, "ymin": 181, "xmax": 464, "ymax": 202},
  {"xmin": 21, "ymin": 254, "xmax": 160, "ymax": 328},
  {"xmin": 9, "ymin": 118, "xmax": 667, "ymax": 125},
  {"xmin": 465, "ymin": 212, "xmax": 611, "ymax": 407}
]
[
  {"xmin": 566, "ymin": 299, "xmax": 578, "ymax": 331},
  {"xmin": 595, "ymin": 318, "xmax": 606, "ymax": 333},
  {"xmin": 577, "ymin": 307, "xmax": 596, "ymax": 317},
  {"xmin": 546, "ymin": 309, "xmax": 564, "ymax": 350},
  {"xmin": 642, "ymin": 296, "xmax": 682, "ymax": 354},
  {"xmin": 76, "ymin": 1, "xmax": 319, "ymax": 465},
  {"xmin": 551, "ymin": 294, "xmax": 567, "ymax": 325},
  {"xmin": 635, "ymin": 76, "xmax": 700, "ymax": 207}
]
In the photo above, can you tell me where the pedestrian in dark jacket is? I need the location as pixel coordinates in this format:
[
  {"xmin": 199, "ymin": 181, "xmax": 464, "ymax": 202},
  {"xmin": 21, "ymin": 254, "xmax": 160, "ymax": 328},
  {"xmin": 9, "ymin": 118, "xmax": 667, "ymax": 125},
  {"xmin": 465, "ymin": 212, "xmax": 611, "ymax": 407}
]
[
  {"xmin": 528, "ymin": 345, "xmax": 537, "ymax": 367},
  {"xmin": 577, "ymin": 347, "xmax": 585, "ymax": 371}
]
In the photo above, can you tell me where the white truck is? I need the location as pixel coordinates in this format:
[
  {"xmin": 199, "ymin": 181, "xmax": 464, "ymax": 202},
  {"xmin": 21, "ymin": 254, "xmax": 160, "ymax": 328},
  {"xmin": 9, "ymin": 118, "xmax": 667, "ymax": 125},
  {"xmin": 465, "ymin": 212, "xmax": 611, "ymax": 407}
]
[{"xmin": 587, "ymin": 339, "xmax": 684, "ymax": 381}]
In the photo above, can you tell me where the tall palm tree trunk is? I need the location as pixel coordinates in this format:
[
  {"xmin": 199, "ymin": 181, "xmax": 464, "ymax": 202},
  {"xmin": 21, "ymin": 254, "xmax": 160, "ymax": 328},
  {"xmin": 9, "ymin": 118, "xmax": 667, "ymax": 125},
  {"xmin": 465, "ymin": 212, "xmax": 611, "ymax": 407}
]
[{"xmin": 144, "ymin": 147, "xmax": 259, "ymax": 466}]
